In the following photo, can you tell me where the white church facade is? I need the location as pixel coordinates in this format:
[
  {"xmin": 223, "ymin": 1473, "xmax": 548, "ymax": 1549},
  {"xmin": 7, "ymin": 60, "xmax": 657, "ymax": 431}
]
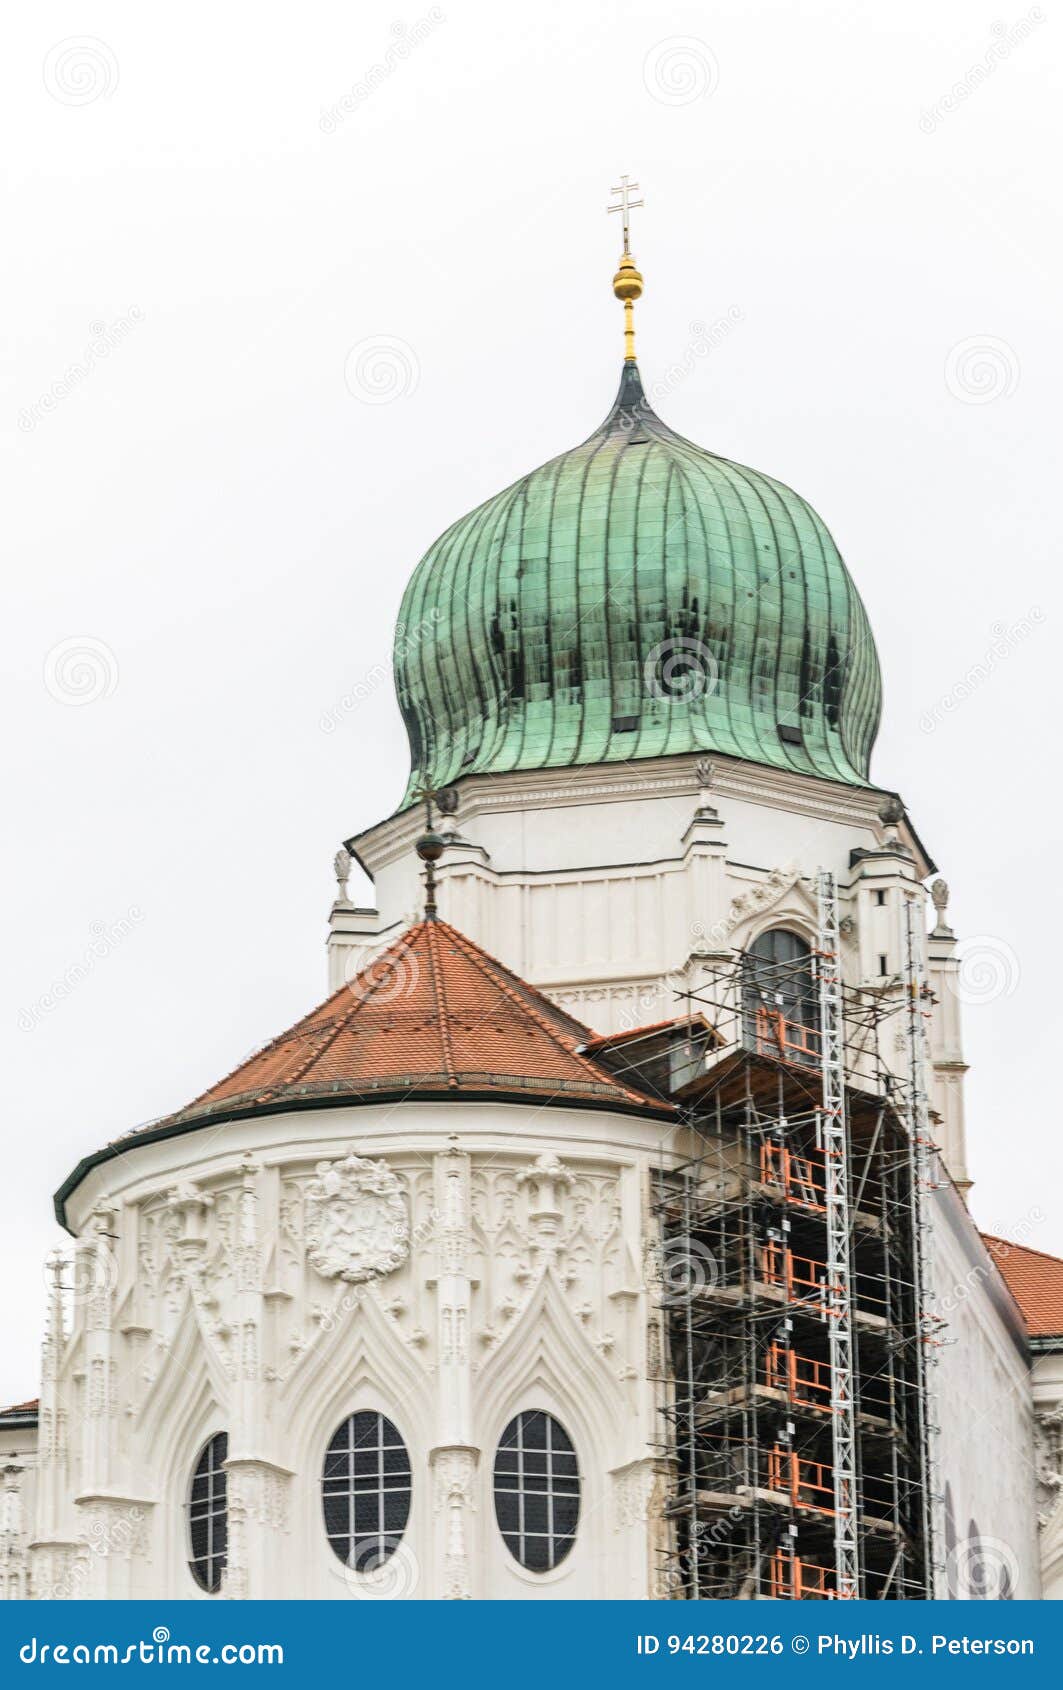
[{"xmin": 2, "ymin": 223, "xmax": 1061, "ymax": 1602}]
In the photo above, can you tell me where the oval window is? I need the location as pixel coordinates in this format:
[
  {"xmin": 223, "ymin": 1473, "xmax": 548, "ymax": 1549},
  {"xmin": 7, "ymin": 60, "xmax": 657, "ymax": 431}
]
[
  {"xmin": 494, "ymin": 1410, "xmax": 580, "ymax": 1571},
  {"xmin": 322, "ymin": 1412, "xmax": 412, "ymax": 1572},
  {"xmin": 187, "ymin": 1432, "xmax": 228, "ymax": 1593}
]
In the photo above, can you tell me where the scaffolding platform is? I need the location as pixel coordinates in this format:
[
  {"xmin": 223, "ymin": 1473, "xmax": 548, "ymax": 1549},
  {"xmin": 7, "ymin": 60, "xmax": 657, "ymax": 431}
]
[{"xmin": 629, "ymin": 874, "xmax": 942, "ymax": 1601}]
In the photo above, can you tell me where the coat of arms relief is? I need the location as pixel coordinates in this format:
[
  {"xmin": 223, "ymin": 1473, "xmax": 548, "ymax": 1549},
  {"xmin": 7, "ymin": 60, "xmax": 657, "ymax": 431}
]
[{"xmin": 304, "ymin": 1151, "xmax": 409, "ymax": 1283}]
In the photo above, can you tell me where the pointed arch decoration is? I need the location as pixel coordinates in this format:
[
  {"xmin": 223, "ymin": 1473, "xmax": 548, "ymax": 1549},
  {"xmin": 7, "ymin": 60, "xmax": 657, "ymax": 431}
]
[
  {"xmin": 476, "ymin": 1267, "xmax": 627, "ymax": 1460},
  {"xmin": 282, "ymin": 1284, "xmax": 434, "ymax": 1481},
  {"xmin": 725, "ymin": 863, "xmax": 818, "ymax": 954}
]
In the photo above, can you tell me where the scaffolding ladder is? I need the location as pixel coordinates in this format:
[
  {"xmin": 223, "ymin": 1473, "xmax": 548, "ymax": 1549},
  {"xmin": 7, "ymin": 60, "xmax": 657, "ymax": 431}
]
[
  {"xmin": 816, "ymin": 868, "xmax": 860, "ymax": 1599},
  {"xmin": 904, "ymin": 892, "xmax": 940, "ymax": 1597}
]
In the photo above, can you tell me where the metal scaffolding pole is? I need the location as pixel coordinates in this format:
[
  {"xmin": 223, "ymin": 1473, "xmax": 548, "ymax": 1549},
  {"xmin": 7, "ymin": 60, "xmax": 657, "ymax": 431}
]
[
  {"xmin": 816, "ymin": 868, "xmax": 860, "ymax": 1598},
  {"xmin": 904, "ymin": 892, "xmax": 940, "ymax": 1597}
]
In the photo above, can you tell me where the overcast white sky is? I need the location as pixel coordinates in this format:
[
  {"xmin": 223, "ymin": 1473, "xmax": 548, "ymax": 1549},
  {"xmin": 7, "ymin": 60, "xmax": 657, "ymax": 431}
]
[{"xmin": 2, "ymin": 1, "xmax": 1059, "ymax": 1400}]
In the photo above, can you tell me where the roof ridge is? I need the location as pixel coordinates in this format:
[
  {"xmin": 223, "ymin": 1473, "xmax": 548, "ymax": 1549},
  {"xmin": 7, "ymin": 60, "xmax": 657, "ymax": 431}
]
[
  {"xmin": 247, "ymin": 924, "xmax": 430, "ymax": 1102},
  {"xmin": 583, "ymin": 1014, "xmax": 708, "ymax": 1051},
  {"xmin": 982, "ymin": 1232, "xmax": 1063, "ymax": 1267},
  {"xmin": 424, "ymin": 921, "xmax": 459, "ymax": 1087},
  {"xmin": 433, "ymin": 920, "xmax": 649, "ymax": 1106},
  {"xmin": 429, "ymin": 918, "xmax": 593, "ymax": 1038},
  {"xmin": 172, "ymin": 926, "xmax": 430, "ymax": 1116},
  {"xmin": 268, "ymin": 923, "xmax": 429, "ymax": 1097}
]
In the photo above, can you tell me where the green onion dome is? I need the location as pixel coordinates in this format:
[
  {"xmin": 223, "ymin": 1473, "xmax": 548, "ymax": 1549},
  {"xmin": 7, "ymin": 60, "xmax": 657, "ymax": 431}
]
[{"xmin": 395, "ymin": 361, "xmax": 881, "ymax": 802}]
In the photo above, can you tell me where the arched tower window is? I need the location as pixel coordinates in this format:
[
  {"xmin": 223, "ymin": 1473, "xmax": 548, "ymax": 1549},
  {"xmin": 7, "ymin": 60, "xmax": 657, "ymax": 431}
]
[
  {"xmin": 187, "ymin": 1432, "xmax": 228, "ymax": 1593},
  {"xmin": 322, "ymin": 1412, "xmax": 412, "ymax": 1573},
  {"xmin": 494, "ymin": 1410, "xmax": 580, "ymax": 1572},
  {"xmin": 742, "ymin": 928, "xmax": 818, "ymax": 1065}
]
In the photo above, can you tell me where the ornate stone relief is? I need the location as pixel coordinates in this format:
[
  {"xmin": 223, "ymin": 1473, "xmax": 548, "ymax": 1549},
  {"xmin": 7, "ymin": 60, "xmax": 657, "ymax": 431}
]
[
  {"xmin": 432, "ymin": 1447, "xmax": 477, "ymax": 1600},
  {"xmin": 611, "ymin": 1460, "xmax": 658, "ymax": 1530},
  {"xmin": 305, "ymin": 1152, "xmax": 409, "ymax": 1284},
  {"xmin": 1035, "ymin": 1407, "xmax": 1063, "ymax": 1528},
  {"xmin": 723, "ymin": 861, "xmax": 804, "ymax": 935},
  {"xmin": 471, "ymin": 1155, "xmax": 626, "ymax": 1366}
]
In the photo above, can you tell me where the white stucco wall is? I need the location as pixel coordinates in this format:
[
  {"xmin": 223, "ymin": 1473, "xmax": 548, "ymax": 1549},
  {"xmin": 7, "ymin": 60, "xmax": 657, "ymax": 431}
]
[
  {"xmin": 933, "ymin": 1184, "xmax": 1041, "ymax": 1597},
  {"xmin": 28, "ymin": 1100, "xmax": 677, "ymax": 1600}
]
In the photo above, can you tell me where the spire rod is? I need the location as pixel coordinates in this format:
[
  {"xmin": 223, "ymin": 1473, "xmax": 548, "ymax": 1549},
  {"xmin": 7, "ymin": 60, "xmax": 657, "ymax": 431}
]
[
  {"xmin": 413, "ymin": 787, "xmax": 446, "ymax": 921},
  {"xmin": 607, "ymin": 175, "xmax": 645, "ymax": 362}
]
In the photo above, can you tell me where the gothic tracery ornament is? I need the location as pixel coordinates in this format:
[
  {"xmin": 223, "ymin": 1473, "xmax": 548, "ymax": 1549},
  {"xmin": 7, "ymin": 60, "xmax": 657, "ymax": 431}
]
[{"xmin": 304, "ymin": 1152, "xmax": 409, "ymax": 1283}]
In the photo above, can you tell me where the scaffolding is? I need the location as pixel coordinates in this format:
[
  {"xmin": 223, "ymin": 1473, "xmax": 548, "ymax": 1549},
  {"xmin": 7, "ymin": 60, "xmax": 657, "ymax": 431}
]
[{"xmin": 646, "ymin": 874, "xmax": 940, "ymax": 1601}]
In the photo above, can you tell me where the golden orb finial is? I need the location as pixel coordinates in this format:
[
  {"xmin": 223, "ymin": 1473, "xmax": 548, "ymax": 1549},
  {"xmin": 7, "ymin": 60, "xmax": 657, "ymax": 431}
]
[{"xmin": 607, "ymin": 175, "xmax": 645, "ymax": 362}]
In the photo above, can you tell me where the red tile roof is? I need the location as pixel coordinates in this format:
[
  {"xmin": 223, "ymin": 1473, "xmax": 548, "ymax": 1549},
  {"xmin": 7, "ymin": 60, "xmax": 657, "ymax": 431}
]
[
  {"xmin": 0, "ymin": 1399, "xmax": 38, "ymax": 1418},
  {"xmin": 582, "ymin": 1014, "xmax": 713, "ymax": 1054},
  {"xmin": 160, "ymin": 919, "xmax": 670, "ymax": 1130},
  {"xmin": 983, "ymin": 1234, "xmax": 1063, "ymax": 1339}
]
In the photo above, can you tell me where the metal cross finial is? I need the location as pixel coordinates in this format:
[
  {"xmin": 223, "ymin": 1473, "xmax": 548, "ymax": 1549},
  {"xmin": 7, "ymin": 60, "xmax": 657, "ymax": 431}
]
[
  {"xmin": 413, "ymin": 785, "xmax": 446, "ymax": 920},
  {"xmin": 608, "ymin": 175, "xmax": 644, "ymax": 254}
]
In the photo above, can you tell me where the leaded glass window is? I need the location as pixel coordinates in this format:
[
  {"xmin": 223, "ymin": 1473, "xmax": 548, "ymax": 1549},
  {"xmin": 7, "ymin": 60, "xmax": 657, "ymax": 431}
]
[
  {"xmin": 494, "ymin": 1410, "xmax": 580, "ymax": 1571},
  {"xmin": 742, "ymin": 928, "xmax": 818, "ymax": 1064},
  {"xmin": 187, "ymin": 1432, "xmax": 228, "ymax": 1593},
  {"xmin": 322, "ymin": 1412, "xmax": 412, "ymax": 1573}
]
